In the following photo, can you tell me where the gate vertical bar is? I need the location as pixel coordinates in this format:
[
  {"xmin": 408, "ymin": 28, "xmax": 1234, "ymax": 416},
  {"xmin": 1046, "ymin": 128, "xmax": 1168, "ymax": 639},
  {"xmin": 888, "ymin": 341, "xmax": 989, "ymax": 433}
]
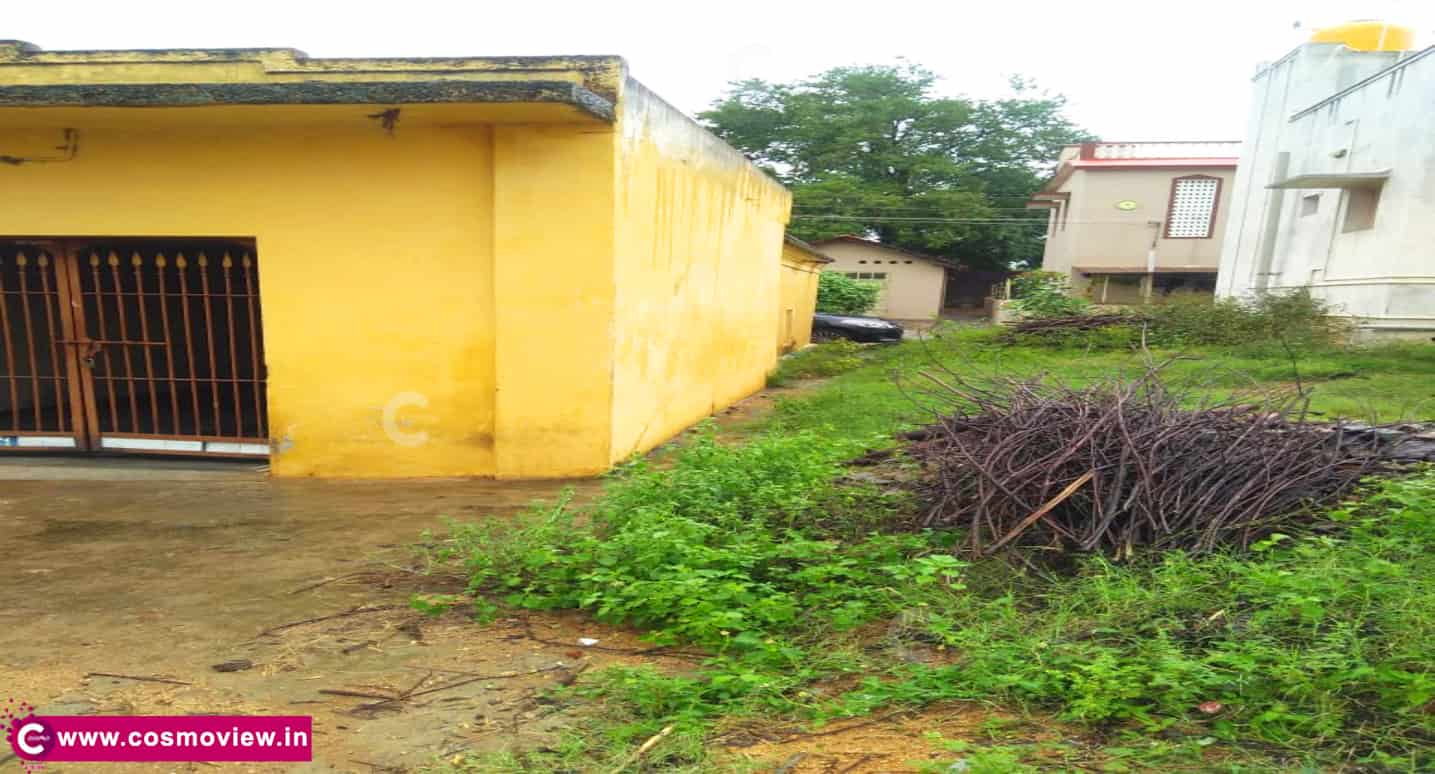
[
  {"xmin": 15, "ymin": 253, "xmax": 43, "ymax": 429},
  {"xmin": 131, "ymin": 251, "xmax": 160, "ymax": 434},
  {"xmin": 88, "ymin": 251, "xmax": 121, "ymax": 432},
  {"xmin": 108, "ymin": 251, "xmax": 140, "ymax": 432},
  {"xmin": 175, "ymin": 253, "xmax": 203, "ymax": 435},
  {"xmin": 154, "ymin": 253, "xmax": 182, "ymax": 436},
  {"xmin": 0, "ymin": 254, "xmax": 19, "ymax": 432},
  {"xmin": 222, "ymin": 254, "xmax": 242, "ymax": 437},
  {"xmin": 242, "ymin": 252, "xmax": 265, "ymax": 439},
  {"xmin": 36, "ymin": 252, "xmax": 68, "ymax": 432},
  {"xmin": 129, "ymin": 252, "xmax": 161, "ymax": 436},
  {"xmin": 196, "ymin": 253, "xmax": 221, "ymax": 435}
]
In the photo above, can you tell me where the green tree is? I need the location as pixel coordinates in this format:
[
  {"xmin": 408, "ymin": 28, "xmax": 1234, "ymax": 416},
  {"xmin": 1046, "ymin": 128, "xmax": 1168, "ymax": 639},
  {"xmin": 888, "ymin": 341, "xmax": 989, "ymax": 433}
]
[{"xmin": 700, "ymin": 65, "xmax": 1092, "ymax": 269}]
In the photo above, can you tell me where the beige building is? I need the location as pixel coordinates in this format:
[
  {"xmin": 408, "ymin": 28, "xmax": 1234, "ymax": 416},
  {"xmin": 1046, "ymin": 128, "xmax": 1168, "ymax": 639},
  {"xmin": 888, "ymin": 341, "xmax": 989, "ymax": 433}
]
[
  {"xmin": 813, "ymin": 236, "xmax": 950, "ymax": 321},
  {"xmin": 1029, "ymin": 142, "xmax": 1239, "ymax": 303}
]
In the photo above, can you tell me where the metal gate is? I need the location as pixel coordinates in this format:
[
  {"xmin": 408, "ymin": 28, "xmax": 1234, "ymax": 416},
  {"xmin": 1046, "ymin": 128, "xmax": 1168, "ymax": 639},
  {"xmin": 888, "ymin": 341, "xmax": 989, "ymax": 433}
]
[{"xmin": 0, "ymin": 238, "xmax": 268, "ymax": 458}]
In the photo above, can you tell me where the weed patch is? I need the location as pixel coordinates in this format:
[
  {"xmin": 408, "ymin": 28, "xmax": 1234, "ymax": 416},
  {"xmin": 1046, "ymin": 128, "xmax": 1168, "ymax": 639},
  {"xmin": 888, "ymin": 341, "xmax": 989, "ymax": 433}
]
[
  {"xmin": 1005, "ymin": 289, "xmax": 1351, "ymax": 353},
  {"xmin": 426, "ymin": 332, "xmax": 1435, "ymax": 772},
  {"xmin": 767, "ymin": 339, "xmax": 868, "ymax": 386}
]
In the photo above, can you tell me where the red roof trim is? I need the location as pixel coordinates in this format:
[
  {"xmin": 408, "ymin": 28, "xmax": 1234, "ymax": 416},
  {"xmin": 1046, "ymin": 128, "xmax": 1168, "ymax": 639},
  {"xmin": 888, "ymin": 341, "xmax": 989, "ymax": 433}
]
[{"xmin": 1070, "ymin": 158, "xmax": 1238, "ymax": 169}]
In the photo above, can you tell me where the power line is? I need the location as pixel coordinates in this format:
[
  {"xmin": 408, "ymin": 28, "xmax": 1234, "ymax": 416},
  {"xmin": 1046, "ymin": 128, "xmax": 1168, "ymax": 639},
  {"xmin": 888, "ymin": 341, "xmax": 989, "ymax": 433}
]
[
  {"xmin": 792, "ymin": 214, "xmax": 1044, "ymax": 221},
  {"xmin": 791, "ymin": 214, "xmax": 1154, "ymax": 225},
  {"xmin": 792, "ymin": 207, "xmax": 1042, "ymax": 212}
]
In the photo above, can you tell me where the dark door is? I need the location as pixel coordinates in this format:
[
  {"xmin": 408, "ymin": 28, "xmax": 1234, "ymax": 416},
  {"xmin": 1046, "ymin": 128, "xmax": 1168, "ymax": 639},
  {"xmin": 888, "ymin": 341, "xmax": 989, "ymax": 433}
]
[{"xmin": 0, "ymin": 238, "xmax": 269, "ymax": 458}]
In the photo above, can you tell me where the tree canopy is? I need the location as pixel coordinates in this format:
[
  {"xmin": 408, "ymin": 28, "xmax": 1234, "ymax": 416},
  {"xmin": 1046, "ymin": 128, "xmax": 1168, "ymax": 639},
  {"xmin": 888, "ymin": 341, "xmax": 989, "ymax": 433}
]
[{"xmin": 699, "ymin": 64, "xmax": 1093, "ymax": 269}]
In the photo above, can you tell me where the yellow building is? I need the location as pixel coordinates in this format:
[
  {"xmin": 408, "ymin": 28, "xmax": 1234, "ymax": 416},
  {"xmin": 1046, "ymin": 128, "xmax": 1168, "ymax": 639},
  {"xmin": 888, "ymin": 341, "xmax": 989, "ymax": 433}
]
[
  {"xmin": 777, "ymin": 236, "xmax": 831, "ymax": 354},
  {"xmin": 0, "ymin": 43, "xmax": 791, "ymax": 478}
]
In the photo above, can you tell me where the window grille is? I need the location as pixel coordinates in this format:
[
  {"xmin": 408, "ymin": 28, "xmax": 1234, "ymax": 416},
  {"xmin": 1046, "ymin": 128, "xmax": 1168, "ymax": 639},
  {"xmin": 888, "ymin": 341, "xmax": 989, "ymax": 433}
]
[{"xmin": 1165, "ymin": 176, "xmax": 1220, "ymax": 238}]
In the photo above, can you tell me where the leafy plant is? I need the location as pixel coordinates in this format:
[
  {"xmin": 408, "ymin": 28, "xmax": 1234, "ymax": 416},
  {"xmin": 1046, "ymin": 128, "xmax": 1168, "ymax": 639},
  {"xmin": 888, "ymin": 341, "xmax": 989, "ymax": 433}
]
[
  {"xmin": 1008, "ymin": 289, "xmax": 1350, "ymax": 350},
  {"xmin": 1007, "ymin": 270, "xmax": 1089, "ymax": 318},
  {"xmin": 1142, "ymin": 290, "xmax": 1349, "ymax": 350},
  {"xmin": 815, "ymin": 271, "xmax": 881, "ymax": 315},
  {"xmin": 443, "ymin": 428, "xmax": 937, "ymax": 663},
  {"xmin": 423, "ymin": 331, "xmax": 1435, "ymax": 772}
]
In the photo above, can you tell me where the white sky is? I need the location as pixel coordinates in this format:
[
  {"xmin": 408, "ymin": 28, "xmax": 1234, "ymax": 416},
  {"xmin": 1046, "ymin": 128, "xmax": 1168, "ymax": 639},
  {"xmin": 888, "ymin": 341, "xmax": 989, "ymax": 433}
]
[{"xmin": 6, "ymin": 0, "xmax": 1433, "ymax": 141}]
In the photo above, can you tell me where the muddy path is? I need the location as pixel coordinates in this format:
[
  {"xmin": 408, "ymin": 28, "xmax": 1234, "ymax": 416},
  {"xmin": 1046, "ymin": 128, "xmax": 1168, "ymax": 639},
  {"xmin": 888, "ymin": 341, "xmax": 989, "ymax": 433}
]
[
  {"xmin": 0, "ymin": 384, "xmax": 825, "ymax": 773},
  {"xmin": 0, "ymin": 459, "xmax": 684, "ymax": 773}
]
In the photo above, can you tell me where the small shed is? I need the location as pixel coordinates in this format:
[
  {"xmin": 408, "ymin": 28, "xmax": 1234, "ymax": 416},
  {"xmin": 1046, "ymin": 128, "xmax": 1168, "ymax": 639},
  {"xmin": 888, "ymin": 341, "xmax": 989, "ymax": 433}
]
[
  {"xmin": 777, "ymin": 236, "xmax": 832, "ymax": 353},
  {"xmin": 811, "ymin": 236, "xmax": 955, "ymax": 321}
]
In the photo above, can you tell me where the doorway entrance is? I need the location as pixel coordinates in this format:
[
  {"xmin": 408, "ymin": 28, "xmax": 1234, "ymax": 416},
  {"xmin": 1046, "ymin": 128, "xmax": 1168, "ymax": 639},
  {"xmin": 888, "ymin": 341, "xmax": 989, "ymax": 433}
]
[{"xmin": 0, "ymin": 238, "xmax": 268, "ymax": 457}]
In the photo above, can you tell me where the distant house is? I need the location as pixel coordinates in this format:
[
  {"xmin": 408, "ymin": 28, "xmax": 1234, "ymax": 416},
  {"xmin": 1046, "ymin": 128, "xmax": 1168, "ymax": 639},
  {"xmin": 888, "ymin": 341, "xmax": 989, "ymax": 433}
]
[
  {"xmin": 778, "ymin": 236, "xmax": 832, "ymax": 353},
  {"xmin": 1216, "ymin": 21, "xmax": 1433, "ymax": 339},
  {"xmin": 812, "ymin": 236, "xmax": 953, "ymax": 321},
  {"xmin": 1029, "ymin": 142, "xmax": 1240, "ymax": 304}
]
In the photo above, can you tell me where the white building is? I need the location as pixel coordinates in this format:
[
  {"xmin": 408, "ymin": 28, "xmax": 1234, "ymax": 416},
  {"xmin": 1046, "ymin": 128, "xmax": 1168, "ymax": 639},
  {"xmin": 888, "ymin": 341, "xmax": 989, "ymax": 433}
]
[{"xmin": 1217, "ymin": 27, "xmax": 1435, "ymax": 339}]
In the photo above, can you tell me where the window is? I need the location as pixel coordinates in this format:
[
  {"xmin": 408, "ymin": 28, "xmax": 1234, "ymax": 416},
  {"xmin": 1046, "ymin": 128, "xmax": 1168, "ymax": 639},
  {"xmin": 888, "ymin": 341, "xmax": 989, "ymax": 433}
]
[
  {"xmin": 872, "ymin": 272, "xmax": 887, "ymax": 280},
  {"xmin": 845, "ymin": 272, "xmax": 860, "ymax": 279},
  {"xmin": 1300, "ymin": 193, "xmax": 1320, "ymax": 217},
  {"xmin": 1153, "ymin": 273, "xmax": 1217, "ymax": 296},
  {"xmin": 1341, "ymin": 185, "xmax": 1381, "ymax": 232},
  {"xmin": 1165, "ymin": 175, "xmax": 1221, "ymax": 238}
]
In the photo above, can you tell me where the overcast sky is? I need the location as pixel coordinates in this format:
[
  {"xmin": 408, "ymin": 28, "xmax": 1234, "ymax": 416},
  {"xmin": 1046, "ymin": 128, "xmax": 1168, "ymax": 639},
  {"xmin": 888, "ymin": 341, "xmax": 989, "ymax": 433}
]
[{"xmin": 6, "ymin": 1, "xmax": 1433, "ymax": 141}]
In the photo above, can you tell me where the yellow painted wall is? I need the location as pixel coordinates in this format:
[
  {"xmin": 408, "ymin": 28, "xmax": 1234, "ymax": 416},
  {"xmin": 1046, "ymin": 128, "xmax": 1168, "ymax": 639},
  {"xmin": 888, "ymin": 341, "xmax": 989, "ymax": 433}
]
[
  {"xmin": 0, "ymin": 109, "xmax": 499, "ymax": 477},
  {"xmin": 492, "ymin": 124, "xmax": 617, "ymax": 478},
  {"xmin": 0, "ymin": 50, "xmax": 794, "ymax": 478},
  {"xmin": 778, "ymin": 244, "xmax": 823, "ymax": 353},
  {"xmin": 608, "ymin": 79, "xmax": 791, "ymax": 461}
]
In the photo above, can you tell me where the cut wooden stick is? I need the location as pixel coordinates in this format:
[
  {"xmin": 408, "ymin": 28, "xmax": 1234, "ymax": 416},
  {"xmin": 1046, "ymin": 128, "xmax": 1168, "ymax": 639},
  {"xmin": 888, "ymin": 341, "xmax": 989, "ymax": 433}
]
[
  {"xmin": 84, "ymin": 672, "xmax": 191, "ymax": 687},
  {"xmin": 256, "ymin": 604, "xmax": 401, "ymax": 637},
  {"xmin": 774, "ymin": 751, "xmax": 808, "ymax": 773},
  {"xmin": 608, "ymin": 724, "xmax": 674, "ymax": 774},
  {"xmin": 987, "ymin": 470, "xmax": 1095, "ymax": 553},
  {"xmin": 835, "ymin": 752, "xmax": 881, "ymax": 774}
]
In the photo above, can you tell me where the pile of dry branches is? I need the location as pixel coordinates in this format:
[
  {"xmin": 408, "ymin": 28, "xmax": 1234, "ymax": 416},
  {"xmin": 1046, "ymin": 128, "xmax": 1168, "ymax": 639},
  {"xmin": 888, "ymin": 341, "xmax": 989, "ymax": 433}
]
[
  {"xmin": 1002, "ymin": 313, "xmax": 1131, "ymax": 336},
  {"xmin": 904, "ymin": 366, "xmax": 1382, "ymax": 555}
]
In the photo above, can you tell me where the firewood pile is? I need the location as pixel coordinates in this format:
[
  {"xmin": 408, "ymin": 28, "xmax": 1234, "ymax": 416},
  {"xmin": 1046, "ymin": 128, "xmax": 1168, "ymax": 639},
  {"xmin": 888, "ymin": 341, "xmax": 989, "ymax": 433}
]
[
  {"xmin": 902, "ymin": 366, "xmax": 1391, "ymax": 556},
  {"xmin": 1001, "ymin": 313, "xmax": 1132, "ymax": 337}
]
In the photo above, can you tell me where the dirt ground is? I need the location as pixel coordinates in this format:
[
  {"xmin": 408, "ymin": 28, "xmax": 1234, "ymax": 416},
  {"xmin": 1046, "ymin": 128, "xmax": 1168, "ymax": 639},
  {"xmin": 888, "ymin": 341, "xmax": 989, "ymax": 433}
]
[
  {"xmin": 0, "ymin": 383, "xmax": 961, "ymax": 774},
  {"xmin": 0, "ymin": 456, "xmax": 690, "ymax": 773}
]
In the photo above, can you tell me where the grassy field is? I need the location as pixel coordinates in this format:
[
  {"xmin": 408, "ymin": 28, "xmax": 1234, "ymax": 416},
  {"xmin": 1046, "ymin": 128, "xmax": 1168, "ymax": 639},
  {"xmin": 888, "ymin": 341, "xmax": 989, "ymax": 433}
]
[{"xmin": 429, "ymin": 327, "xmax": 1435, "ymax": 773}]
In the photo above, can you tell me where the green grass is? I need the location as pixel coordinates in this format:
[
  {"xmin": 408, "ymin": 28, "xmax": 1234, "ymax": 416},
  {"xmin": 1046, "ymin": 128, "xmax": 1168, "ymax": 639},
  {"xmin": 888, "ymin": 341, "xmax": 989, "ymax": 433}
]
[
  {"xmin": 765, "ymin": 338, "xmax": 868, "ymax": 386},
  {"xmin": 426, "ymin": 331, "xmax": 1435, "ymax": 773},
  {"xmin": 767, "ymin": 327, "xmax": 1435, "ymax": 440}
]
